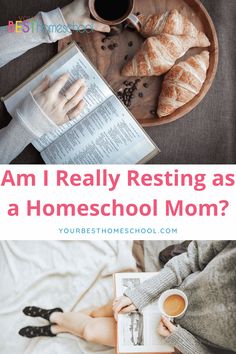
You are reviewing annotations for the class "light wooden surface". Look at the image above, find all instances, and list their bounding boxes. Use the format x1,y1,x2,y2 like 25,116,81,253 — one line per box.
59,0,218,127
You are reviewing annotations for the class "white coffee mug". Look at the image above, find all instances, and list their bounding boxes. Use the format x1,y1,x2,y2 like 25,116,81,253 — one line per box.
158,289,188,320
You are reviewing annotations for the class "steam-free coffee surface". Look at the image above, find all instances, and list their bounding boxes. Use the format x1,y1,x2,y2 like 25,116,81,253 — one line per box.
164,295,186,317
95,0,130,21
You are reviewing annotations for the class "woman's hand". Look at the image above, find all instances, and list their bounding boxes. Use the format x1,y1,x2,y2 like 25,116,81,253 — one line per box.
32,73,86,125
61,0,110,33
158,316,177,338
113,296,137,320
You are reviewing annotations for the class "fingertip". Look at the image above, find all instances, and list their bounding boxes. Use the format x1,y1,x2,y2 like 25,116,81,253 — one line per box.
103,25,111,33
74,78,86,91
161,316,167,324
95,23,110,33
44,76,51,87
80,99,86,108
76,77,84,84
60,72,70,81
43,75,50,82
32,75,50,94
72,99,86,118
57,73,69,86
81,85,87,95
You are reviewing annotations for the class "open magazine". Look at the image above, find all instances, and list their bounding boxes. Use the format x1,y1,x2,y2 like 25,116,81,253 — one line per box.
114,272,174,354
2,42,159,164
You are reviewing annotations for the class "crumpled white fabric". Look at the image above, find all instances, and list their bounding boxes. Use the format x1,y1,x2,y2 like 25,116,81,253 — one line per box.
0,241,137,354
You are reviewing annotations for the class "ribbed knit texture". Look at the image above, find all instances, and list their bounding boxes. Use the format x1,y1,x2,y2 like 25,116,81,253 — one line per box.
125,267,177,310
125,241,236,354
166,326,217,354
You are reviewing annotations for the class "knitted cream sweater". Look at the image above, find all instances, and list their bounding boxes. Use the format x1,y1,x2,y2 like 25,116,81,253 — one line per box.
125,241,236,354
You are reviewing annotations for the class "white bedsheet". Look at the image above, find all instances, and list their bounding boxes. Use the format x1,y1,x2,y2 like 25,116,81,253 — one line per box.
0,241,136,354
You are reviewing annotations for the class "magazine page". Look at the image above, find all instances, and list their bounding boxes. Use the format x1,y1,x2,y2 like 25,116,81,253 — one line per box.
41,95,159,164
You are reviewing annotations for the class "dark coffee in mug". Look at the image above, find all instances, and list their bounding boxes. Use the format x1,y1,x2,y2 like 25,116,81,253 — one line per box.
94,0,132,21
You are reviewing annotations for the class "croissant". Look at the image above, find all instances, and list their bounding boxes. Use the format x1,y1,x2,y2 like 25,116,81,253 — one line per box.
122,33,210,77
139,9,207,41
157,51,210,117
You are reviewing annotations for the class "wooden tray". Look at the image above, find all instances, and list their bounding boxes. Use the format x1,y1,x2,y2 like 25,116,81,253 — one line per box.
58,0,218,127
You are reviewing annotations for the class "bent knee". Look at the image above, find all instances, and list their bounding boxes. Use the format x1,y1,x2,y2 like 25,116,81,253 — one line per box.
82,322,97,343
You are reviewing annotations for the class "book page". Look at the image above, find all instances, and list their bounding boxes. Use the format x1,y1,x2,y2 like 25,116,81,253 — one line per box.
115,273,174,353
143,304,169,347
41,95,158,164
3,44,112,152
33,48,113,151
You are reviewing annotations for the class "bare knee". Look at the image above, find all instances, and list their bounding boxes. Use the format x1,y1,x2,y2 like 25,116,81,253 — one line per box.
82,321,97,343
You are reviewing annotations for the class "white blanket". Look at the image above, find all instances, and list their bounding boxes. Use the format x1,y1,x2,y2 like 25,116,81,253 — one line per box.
0,241,136,354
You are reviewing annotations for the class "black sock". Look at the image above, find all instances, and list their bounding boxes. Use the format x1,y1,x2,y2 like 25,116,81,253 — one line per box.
23,306,63,321
19,325,56,338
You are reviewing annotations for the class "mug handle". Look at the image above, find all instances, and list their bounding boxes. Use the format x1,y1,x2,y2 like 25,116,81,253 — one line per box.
126,13,142,32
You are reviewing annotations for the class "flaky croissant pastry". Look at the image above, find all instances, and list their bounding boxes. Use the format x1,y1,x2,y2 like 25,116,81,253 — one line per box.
122,33,210,77
139,9,206,39
157,51,210,117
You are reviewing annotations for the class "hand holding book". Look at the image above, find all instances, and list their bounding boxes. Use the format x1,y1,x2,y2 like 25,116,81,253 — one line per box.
113,296,136,321
114,272,174,353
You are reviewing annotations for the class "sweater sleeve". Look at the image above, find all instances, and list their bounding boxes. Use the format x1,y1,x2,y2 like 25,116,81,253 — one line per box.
0,8,71,162
0,92,57,164
0,8,71,68
166,326,217,354
125,241,229,310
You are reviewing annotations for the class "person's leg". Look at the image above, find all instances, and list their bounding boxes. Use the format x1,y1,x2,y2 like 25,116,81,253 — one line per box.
81,300,113,318
85,300,114,318
50,311,116,347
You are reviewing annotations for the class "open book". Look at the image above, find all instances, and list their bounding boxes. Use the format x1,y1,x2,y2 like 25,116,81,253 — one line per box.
114,272,174,354
2,42,159,164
